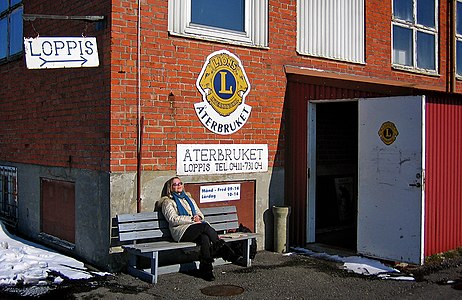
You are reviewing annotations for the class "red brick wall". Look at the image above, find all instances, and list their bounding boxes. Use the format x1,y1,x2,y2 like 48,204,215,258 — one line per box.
1,0,458,173
0,0,111,171
109,0,455,173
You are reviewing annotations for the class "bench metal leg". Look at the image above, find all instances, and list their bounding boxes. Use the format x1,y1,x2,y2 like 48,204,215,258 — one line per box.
126,251,159,284
241,239,252,267
150,251,159,284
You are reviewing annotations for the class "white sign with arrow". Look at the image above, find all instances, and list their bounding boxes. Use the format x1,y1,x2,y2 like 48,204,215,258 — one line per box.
24,37,99,69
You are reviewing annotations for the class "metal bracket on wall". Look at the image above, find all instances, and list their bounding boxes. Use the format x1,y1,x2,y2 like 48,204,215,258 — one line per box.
23,14,104,22
23,14,107,34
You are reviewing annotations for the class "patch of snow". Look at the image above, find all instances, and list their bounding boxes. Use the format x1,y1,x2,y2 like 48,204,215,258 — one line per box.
291,247,414,281
0,221,109,287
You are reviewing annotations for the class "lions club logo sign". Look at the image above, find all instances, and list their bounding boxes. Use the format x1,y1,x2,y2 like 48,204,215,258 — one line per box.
378,121,399,145
195,50,251,135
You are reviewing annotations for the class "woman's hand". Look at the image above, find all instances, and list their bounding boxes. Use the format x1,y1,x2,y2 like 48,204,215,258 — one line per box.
192,215,202,223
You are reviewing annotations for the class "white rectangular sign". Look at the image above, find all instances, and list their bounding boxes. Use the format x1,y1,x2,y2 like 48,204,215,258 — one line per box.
177,144,268,175
200,184,241,203
24,37,99,69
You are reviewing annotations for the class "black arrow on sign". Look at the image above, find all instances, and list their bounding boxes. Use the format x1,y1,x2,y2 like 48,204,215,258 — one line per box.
39,56,88,67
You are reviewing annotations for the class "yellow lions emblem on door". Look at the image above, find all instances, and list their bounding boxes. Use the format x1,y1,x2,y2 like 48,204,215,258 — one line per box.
378,121,399,145
197,51,249,116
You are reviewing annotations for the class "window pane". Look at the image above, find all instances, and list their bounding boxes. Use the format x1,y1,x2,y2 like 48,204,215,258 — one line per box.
417,0,435,28
0,17,7,59
0,1,7,13
393,25,413,66
11,0,22,6
393,0,413,22
191,0,245,32
457,40,462,75
416,31,435,69
456,40,462,75
10,6,23,55
458,1,462,35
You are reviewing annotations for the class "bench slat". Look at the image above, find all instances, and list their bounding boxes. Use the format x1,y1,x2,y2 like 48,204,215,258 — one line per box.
118,220,168,232
211,221,239,232
206,213,238,224
219,232,260,241
117,211,163,223
124,240,197,253
119,228,171,241
201,206,237,215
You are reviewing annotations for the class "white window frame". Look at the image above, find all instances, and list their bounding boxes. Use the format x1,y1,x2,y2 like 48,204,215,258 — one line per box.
391,0,439,75
168,0,268,48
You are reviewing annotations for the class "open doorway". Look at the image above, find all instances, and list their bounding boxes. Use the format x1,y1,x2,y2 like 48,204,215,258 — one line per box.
314,101,358,251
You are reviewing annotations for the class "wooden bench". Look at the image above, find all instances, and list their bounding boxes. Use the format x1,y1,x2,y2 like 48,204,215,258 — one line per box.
116,205,259,284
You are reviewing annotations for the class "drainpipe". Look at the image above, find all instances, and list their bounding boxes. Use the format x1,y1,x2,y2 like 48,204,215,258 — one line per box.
137,117,144,213
448,0,456,93
136,0,142,212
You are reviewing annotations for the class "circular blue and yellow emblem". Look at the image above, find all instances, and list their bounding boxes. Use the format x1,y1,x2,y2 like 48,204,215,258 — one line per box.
378,121,399,145
195,50,252,135
197,51,249,117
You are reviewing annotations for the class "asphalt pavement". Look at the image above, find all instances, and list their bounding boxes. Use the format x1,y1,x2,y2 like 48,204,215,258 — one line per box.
2,249,462,299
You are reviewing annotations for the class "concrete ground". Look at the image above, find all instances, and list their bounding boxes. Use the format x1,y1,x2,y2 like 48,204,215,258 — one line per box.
2,249,462,299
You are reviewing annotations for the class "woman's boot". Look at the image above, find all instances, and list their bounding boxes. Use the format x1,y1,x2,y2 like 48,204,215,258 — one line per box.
199,260,215,281
213,239,240,262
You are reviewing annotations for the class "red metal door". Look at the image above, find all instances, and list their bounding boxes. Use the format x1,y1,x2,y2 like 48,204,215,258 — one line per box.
41,178,75,243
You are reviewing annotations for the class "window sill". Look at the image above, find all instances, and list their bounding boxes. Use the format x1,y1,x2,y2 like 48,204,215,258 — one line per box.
168,32,269,50
392,65,440,77
296,51,366,65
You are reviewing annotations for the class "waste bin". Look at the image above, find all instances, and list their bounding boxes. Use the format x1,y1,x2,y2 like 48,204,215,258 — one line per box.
272,206,291,253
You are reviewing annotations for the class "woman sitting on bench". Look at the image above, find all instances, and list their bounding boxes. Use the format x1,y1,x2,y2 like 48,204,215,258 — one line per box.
160,176,240,281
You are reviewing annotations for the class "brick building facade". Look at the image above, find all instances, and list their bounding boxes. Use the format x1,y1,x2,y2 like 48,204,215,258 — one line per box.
1,0,462,270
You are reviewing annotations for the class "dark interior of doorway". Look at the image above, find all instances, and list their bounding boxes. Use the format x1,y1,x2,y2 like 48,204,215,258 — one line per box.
315,101,357,251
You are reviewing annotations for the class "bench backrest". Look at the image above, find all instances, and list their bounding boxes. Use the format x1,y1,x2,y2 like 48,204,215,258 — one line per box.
202,206,239,232
117,205,240,244
117,211,170,243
